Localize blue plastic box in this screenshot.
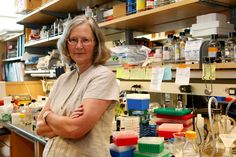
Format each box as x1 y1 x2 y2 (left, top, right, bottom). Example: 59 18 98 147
127 94 150 111
110 147 135 157
127 99 150 110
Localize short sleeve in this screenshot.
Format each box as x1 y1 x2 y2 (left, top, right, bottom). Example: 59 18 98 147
83 70 120 102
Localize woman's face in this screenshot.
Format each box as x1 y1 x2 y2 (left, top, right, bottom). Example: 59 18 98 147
67 23 96 67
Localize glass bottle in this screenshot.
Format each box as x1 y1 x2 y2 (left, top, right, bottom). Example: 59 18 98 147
174 36 180 62
225 32 236 62
208 34 222 63
85 6 93 17
163 34 175 62
183 131 200 157
146 0 154 9
179 32 187 62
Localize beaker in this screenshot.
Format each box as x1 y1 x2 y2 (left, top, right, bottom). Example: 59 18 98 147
172 132 186 157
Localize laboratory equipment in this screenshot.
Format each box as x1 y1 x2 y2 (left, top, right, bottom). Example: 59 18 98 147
219 134 236 157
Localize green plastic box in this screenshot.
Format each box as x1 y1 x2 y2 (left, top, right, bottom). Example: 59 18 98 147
154 108 192 116
134 149 170 157
138 137 164 153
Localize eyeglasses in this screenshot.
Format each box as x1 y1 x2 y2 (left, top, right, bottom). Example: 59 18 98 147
67 37 94 46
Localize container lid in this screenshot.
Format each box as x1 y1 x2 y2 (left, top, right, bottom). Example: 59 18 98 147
127 93 150 99
138 137 164 144
185 131 197 139
158 123 183 132
112 130 138 139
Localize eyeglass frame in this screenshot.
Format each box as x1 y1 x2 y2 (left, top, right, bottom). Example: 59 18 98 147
67 37 95 46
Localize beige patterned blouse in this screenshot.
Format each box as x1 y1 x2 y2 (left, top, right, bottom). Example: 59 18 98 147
43 65 120 157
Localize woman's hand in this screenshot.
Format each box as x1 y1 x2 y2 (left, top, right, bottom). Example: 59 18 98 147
70 105 84 119
36 120 57 138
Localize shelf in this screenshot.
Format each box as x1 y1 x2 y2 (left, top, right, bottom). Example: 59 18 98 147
2 57 22 62
25 35 62 47
17 0 111 25
4 33 24 42
119 80 236 97
215 62 236 69
98 0 230 33
25 69 56 78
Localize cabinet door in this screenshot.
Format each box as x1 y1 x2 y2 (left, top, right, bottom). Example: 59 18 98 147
10 132 34 157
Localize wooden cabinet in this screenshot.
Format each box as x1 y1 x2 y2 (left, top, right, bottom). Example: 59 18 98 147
10 131 44 157
10 132 34 157
5 81 45 98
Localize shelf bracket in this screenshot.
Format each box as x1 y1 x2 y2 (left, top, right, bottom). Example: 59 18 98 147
125 30 134 45
40 10 68 19
230 8 236 30
199 0 236 9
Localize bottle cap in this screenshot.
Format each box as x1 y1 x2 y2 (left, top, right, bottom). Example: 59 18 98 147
185 131 197 139
228 32 236 38
179 32 185 36
210 34 218 40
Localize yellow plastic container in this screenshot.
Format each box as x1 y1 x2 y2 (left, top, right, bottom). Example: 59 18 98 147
136 0 146 12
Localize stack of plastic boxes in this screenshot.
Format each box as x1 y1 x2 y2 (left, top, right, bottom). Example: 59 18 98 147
154 108 193 138
110 130 138 157
116 116 140 134
126 94 150 137
134 137 170 157
191 13 235 37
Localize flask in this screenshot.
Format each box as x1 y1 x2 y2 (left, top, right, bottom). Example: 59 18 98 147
207 34 222 63
225 32 236 62
183 131 200 157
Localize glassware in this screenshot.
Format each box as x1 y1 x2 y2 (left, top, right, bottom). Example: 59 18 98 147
172 132 185 157
179 31 187 62
163 34 175 62
225 32 236 62
183 131 200 157
202 109 225 156
208 34 222 63
219 134 236 157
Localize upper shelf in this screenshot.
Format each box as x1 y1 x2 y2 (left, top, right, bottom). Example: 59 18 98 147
25 35 61 47
17 0 110 25
17 0 235 33
99 0 232 33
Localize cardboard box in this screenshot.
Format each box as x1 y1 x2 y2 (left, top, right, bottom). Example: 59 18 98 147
113 3 126 18
16 0 42 13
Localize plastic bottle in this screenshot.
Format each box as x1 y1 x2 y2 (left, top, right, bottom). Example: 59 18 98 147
208 34 222 63
183 131 200 157
225 32 236 62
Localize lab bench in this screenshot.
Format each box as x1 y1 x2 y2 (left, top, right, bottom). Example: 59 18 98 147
0 122 46 157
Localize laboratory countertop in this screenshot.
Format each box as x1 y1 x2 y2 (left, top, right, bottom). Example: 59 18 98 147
0 122 47 145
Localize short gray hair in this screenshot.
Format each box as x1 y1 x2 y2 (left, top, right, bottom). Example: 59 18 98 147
57 15 111 66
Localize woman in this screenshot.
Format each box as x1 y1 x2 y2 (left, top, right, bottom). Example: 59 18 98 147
36 15 120 157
